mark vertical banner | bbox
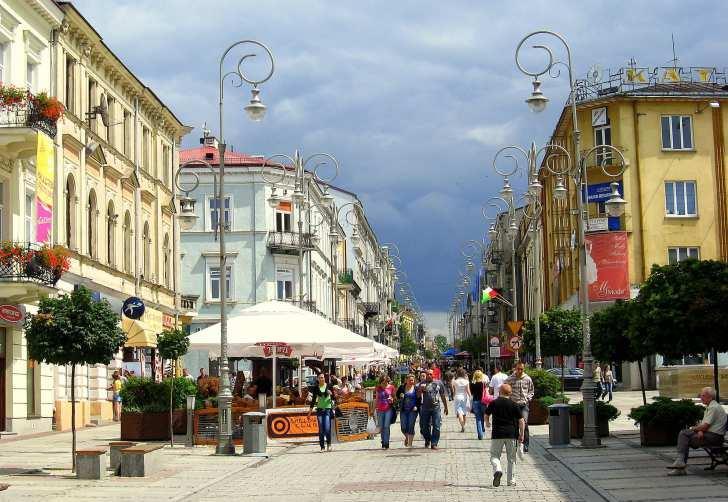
[35,134,54,244]
[585,231,629,301]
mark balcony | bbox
[0,91,61,158]
[267,231,314,255]
[0,242,64,303]
[180,294,199,321]
[337,268,361,297]
[338,318,363,335]
[363,302,380,318]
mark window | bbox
[594,125,612,165]
[665,181,697,216]
[123,111,132,157]
[25,193,34,243]
[209,196,231,231]
[142,127,150,171]
[26,359,40,418]
[65,175,76,249]
[107,201,116,266]
[142,221,150,279]
[276,268,294,300]
[668,247,699,264]
[123,211,132,274]
[26,62,37,92]
[87,79,97,129]
[0,43,7,86]
[105,96,115,145]
[162,145,171,186]
[87,190,97,258]
[208,264,232,301]
[661,115,693,150]
[275,201,292,232]
[64,55,75,113]
[162,233,170,288]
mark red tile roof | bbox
[179,146,270,166]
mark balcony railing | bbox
[267,231,314,255]
[338,269,354,285]
[338,318,363,335]
[363,302,380,317]
[181,295,199,312]
[0,242,62,287]
[0,98,58,138]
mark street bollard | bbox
[186,395,196,447]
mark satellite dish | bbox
[587,64,603,83]
[98,93,109,127]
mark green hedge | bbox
[628,396,704,428]
[120,376,198,413]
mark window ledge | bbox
[204,300,237,305]
[661,148,696,153]
[665,214,698,219]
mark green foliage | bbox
[120,377,197,412]
[25,286,126,366]
[434,335,449,354]
[527,367,561,399]
[569,400,621,421]
[459,335,487,358]
[156,328,190,361]
[590,299,648,363]
[523,306,582,358]
[399,334,417,356]
[538,394,569,408]
[361,379,378,388]
[424,349,434,360]
[636,260,728,357]
[628,396,704,428]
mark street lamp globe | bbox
[321,186,334,206]
[605,182,627,217]
[509,219,518,235]
[553,176,568,200]
[291,187,305,205]
[351,225,361,248]
[328,229,339,245]
[177,195,198,231]
[528,175,543,197]
[267,186,281,208]
[500,177,513,200]
[488,223,498,241]
[526,78,549,113]
[244,87,267,122]
[310,231,320,246]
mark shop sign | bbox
[587,218,609,232]
[162,313,175,329]
[256,342,293,357]
[585,231,630,301]
[334,401,370,442]
[122,297,145,319]
[143,307,163,335]
[0,304,25,326]
[267,410,319,438]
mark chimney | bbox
[199,122,219,149]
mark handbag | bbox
[481,388,495,406]
[390,402,398,425]
[366,416,378,435]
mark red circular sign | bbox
[0,305,23,324]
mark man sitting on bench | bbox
[667,386,727,476]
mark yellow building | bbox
[537,64,728,388]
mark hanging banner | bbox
[35,134,54,243]
[585,231,630,301]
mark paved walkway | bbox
[0,391,727,501]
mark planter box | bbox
[570,414,610,439]
[639,423,681,447]
[121,410,187,441]
[528,400,548,425]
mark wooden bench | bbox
[109,441,136,474]
[76,447,108,479]
[120,444,164,477]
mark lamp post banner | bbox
[584,231,629,301]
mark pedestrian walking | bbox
[486,383,525,487]
[593,361,603,400]
[470,369,490,440]
[396,374,419,447]
[452,368,472,433]
[601,365,614,402]
[444,369,454,401]
[375,375,396,449]
[107,371,123,421]
[307,373,337,452]
[430,362,441,381]
[489,364,508,399]
[418,369,448,449]
[505,361,534,453]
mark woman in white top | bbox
[451,368,472,433]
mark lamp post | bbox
[174,40,274,455]
[515,30,628,447]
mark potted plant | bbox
[527,368,562,425]
[0,85,27,106]
[31,91,65,122]
[36,245,71,284]
[628,397,705,446]
[569,401,620,438]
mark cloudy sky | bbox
[72,0,728,333]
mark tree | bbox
[434,335,449,354]
[523,306,582,394]
[25,286,125,470]
[636,259,728,400]
[590,299,650,404]
[400,334,417,356]
[156,328,190,446]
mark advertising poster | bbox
[35,134,54,243]
[267,409,319,439]
[584,231,630,301]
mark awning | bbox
[122,316,157,348]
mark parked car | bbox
[546,367,584,391]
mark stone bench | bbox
[76,447,108,479]
[120,444,164,477]
[109,441,136,474]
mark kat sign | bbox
[584,232,630,301]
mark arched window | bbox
[142,221,150,280]
[123,211,132,274]
[65,175,76,249]
[162,233,170,288]
[106,201,116,266]
[87,189,97,258]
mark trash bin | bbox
[242,412,267,455]
[548,404,570,447]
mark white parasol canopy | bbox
[188,300,375,357]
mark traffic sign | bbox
[507,320,523,336]
[489,346,501,358]
[489,336,500,347]
[509,336,523,351]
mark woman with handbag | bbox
[375,374,396,449]
[307,373,337,452]
[396,374,419,448]
[470,370,491,440]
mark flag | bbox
[481,287,498,303]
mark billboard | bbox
[35,134,54,243]
[585,231,630,302]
